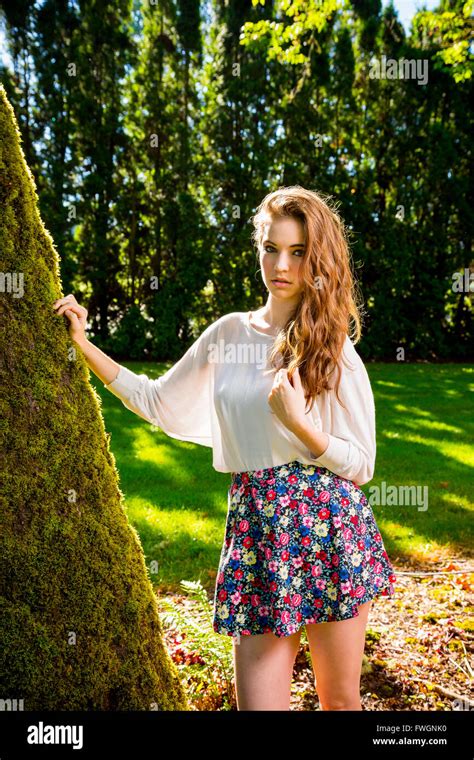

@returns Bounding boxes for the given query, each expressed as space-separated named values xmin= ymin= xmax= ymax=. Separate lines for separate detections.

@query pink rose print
xmin=319 ymin=490 xmax=330 ymax=503
xmin=239 ymin=520 xmax=250 ymax=532
xmin=279 ymin=532 xmax=290 ymax=546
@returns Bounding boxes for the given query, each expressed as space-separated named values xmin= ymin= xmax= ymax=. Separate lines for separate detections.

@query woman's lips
xmin=272 ymin=279 xmax=291 ymax=287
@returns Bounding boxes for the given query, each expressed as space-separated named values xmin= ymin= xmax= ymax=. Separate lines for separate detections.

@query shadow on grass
xmin=92 ymin=360 xmax=474 ymax=593
xmin=368 ymin=362 xmax=473 ymax=563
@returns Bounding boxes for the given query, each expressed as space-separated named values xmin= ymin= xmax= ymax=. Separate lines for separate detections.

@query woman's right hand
xmin=52 ymin=294 xmax=88 ymax=345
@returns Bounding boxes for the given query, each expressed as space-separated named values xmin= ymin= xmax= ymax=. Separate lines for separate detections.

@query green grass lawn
xmin=91 ymin=361 xmax=474 ymax=596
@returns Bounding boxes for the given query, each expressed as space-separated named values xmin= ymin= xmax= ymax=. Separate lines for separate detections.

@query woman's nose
xmin=276 ymin=252 xmax=293 ymax=269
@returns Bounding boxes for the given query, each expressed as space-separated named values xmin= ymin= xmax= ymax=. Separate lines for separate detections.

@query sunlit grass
xmin=92 ymin=360 xmax=474 ymax=594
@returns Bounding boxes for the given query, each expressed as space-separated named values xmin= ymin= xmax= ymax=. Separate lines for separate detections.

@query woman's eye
xmin=263 ymin=247 xmax=304 ymax=255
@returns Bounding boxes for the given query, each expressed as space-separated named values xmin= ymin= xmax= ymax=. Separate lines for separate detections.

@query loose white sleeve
xmin=103 ymin=321 xmax=216 ymax=447
xmin=309 ymin=337 xmax=376 ymax=486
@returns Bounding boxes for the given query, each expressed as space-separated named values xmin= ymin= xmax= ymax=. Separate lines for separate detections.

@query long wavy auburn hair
xmin=250 ymin=185 xmax=365 ymax=414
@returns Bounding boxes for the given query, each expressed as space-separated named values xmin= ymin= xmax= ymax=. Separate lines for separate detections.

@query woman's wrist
xmin=73 ymin=335 xmax=88 ymax=350
xmin=291 ymin=417 xmax=329 ymax=458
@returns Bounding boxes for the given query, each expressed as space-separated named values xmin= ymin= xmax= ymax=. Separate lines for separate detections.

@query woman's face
xmin=259 ymin=216 xmax=305 ymax=302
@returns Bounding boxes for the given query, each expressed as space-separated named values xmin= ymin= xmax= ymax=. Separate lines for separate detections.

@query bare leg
xmin=232 ymin=628 xmax=302 ymax=710
xmin=305 ymin=599 xmax=373 ymax=710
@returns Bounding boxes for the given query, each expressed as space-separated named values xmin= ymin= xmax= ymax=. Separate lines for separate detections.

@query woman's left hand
xmin=267 ymin=366 xmax=308 ymax=433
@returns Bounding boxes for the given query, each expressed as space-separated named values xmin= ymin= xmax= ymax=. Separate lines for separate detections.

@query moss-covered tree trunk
xmin=0 ymin=85 xmax=188 ymax=711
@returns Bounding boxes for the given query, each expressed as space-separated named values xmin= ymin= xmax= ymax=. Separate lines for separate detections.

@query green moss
xmin=0 ymin=84 xmax=188 ymax=711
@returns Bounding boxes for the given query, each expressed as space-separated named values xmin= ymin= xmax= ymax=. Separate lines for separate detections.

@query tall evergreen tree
xmin=0 ymin=84 xmax=187 ymax=710
xmin=1 ymin=0 xmax=471 ymax=360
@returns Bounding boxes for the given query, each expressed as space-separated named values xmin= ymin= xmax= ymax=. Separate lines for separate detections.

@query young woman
xmin=53 ymin=185 xmax=396 ymax=711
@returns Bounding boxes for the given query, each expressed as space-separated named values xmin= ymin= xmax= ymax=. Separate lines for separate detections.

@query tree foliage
xmin=0 ymin=0 xmax=471 ymax=361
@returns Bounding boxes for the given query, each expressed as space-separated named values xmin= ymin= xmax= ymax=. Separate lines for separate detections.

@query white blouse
xmin=103 ymin=311 xmax=376 ymax=485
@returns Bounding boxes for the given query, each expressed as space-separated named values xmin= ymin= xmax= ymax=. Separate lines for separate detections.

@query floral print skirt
xmin=212 ymin=460 xmax=396 ymax=638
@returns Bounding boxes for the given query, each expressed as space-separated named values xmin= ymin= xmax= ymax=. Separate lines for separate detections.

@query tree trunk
xmin=0 ymin=85 xmax=188 ymax=711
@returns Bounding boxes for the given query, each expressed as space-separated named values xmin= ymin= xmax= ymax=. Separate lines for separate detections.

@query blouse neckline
xmin=245 ymin=311 xmax=279 ymax=339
